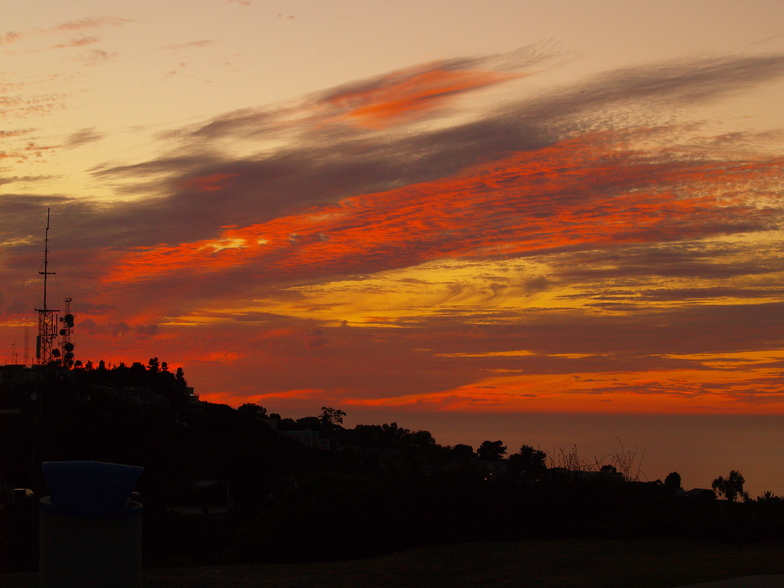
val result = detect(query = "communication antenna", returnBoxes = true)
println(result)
[34,208,60,365]
[59,298,75,367]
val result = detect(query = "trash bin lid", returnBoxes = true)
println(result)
[42,461,143,512]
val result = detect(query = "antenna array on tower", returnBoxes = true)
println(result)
[33,209,75,367]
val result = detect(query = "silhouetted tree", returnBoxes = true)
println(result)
[665,471,682,490]
[130,361,146,382]
[297,416,322,430]
[238,403,268,418]
[477,440,506,462]
[450,444,475,460]
[712,470,749,502]
[340,423,405,452]
[320,406,346,427]
[381,422,408,442]
[507,445,547,480]
[400,429,436,456]
[755,491,782,504]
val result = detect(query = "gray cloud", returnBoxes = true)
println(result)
[79,318,131,337]
[77,49,117,66]
[113,52,784,231]
[3,50,784,326]
[65,128,104,148]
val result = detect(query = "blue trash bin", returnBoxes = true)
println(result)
[39,461,144,588]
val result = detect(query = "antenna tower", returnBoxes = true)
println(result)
[59,298,75,367]
[34,209,60,365]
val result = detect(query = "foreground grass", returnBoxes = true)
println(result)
[8,536,782,588]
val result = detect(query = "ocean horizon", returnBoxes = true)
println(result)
[341,410,784,497]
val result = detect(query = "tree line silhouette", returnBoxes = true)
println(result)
[2,359,783,572]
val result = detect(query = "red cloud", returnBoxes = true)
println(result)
[180,173,237,192]
[101,129,784,289]
[325,63,522,128]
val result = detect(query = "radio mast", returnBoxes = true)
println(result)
[34,208,59,365]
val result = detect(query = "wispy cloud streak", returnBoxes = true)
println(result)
[3,48,784,413]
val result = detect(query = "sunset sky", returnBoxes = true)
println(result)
[3,1,784,487]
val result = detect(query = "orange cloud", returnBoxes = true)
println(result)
[50,18,131,32]
[101,129,784,292]
[344,368,784,415]
[326,63,522,128]
[0,31,25,46]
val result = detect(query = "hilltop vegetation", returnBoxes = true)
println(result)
[2,360,784,572]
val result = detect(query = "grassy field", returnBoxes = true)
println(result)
[6,536,784,587]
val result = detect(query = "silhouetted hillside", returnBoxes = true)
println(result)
[3,361,784,572]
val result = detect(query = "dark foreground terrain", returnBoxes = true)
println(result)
[4,369,784,586]
[4,536,784,587]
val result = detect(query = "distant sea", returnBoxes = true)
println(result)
[344,411,784,497]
